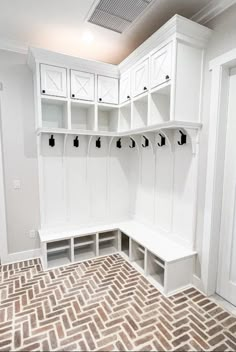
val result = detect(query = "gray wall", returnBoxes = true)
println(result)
[0,50,40,253]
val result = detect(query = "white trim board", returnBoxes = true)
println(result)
[191,0,236,25]
[3,248,41,265]
[201,48,236,295]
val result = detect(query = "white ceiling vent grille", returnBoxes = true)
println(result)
[88,0,153,33]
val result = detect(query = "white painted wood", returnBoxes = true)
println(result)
[40,64,67,97]
[97,75,119,104]
[132,58,149,98]
[120,71,131,103]
[150,43,172,89]
[70,70,94,101]
[216,70,236,306]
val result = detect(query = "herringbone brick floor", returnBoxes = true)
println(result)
[0,254,236,351]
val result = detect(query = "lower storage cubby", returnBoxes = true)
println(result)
[47,240,71,268]
[74,234,96,262]
[147,251,165,288]
[131,240,145,271]
[121,232,130,257]
[99,231,118,256]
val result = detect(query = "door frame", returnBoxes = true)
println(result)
[0,93,8,262]
[202,48,236,295]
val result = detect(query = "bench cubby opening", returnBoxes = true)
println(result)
[46,239,71,268]
[121,232,130,257]
[131,240,145,271]
[98,231,118,256]
[147,251,165,288]
[74,234,96,262]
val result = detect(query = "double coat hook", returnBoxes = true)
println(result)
[177,130,187,146]
[157,134,166,147]
[116,138,122,149]
[96,137,101,148]
[73,136,79,148]
[142,136,149,148]
[49,135,55,147]
[129,138,136,149]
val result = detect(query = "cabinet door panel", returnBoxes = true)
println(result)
[120,72,131,103]
[132,59,149,97]
[151,43,172,89]
[40,64,67,97]
[71,70,94,101]
[97,76,118,104]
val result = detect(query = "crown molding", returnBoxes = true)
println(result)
[0,37,28,55]
[191,0,236,25]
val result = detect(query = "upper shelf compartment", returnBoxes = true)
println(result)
[41,97,68,129]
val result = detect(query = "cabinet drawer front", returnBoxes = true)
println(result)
[71,70,94,101]
[120,72,131,103]
[151,43,172,89]
[40,64,67,97]
[132,59,149,97]
[97,75,119,104]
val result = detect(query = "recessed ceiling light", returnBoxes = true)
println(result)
[82,31,94,44]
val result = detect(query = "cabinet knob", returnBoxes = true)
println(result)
[165,75,170,80]
[72,94,75,98]
[42,90,46,94]
[127,95,130,99]
[99,98,102,102]
[143,86,147,91]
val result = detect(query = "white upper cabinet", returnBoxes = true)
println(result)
[97,75,119,104]
[150,43,172,89]
[132,58,149,97]
[120,71,131,104]
[70,70,94,101]
[40,64,67,97]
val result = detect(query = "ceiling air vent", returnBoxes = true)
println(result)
[88,0,153,33]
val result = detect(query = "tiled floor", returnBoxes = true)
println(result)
[0,254,236,351]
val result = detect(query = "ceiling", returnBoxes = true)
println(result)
[0,0,211,64]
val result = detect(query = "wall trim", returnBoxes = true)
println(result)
[0,38,28,55]
[3,248,41,265]
[191,0,236,25]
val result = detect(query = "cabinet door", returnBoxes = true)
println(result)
[132,59,149,97]
[40,64,67,97]
[120,72,131,103]
[98,76,119,104]
[151,43,172,89]
[70,70,94,101]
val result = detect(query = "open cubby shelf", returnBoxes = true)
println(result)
[99,231,118,256]
[149,84,171,125]
[132,95,148,129]
[119,103,131,132]
[74,234,96,261]
[97,105,119,132]
[42,98,68,129]
[71,101,95,131]
[121,232,130,257]
[131,240,145,271]
[147,252,165,288]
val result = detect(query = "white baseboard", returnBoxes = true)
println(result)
[2,248,41,265]
[192,274,206,295]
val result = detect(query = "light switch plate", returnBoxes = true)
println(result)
[13,179,21,189]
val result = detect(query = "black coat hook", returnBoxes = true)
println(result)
[129,138,136,149]
[177,130,187,146]
[158,134,166,147]
[49,135,55,147]
[96,137,101,148]
[116,138,122,149]
[142,136,149,148]
[73,136,79,148]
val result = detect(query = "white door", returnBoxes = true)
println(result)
[40,64,67,97]
[97,75,118,104]
[217,69,236,306]
[120,71,131,103]
[150,43,172,89]
[132,58,149,97]
[70,70,94,101]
